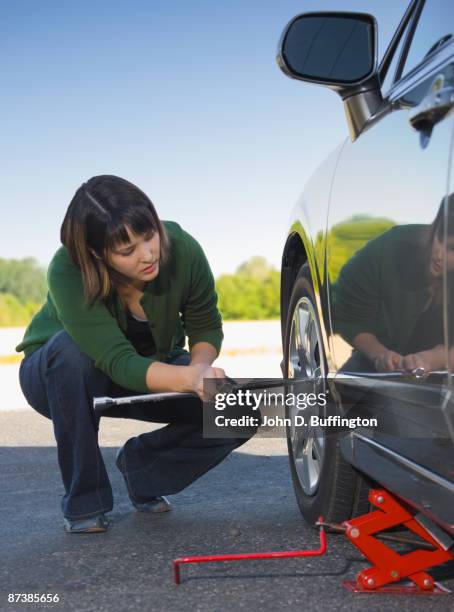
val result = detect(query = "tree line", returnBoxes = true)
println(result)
[0,258,48,326]
[0,255,280,326]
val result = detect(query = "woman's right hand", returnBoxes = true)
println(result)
[188,363,226,401]
[352,333,403,373]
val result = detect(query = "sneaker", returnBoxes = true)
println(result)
[115,446,171,513]
[64,514,109,533]
[132,497,171,513]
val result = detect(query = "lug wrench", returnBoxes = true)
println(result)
[93,376,301,411]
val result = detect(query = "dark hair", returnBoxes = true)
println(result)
[60,175,170,305]
[424,192,454,305]
[429,192,454,245]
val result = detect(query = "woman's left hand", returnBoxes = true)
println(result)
[401,346,445,373]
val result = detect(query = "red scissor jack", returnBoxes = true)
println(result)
[173,489,454,593]
[326,488,454,594]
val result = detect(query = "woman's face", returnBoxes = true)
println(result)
[430,233,454,276]
[107,225,160,288]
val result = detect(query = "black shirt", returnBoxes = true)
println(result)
[124,311,156,357]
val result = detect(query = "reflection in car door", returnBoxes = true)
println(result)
[327,1,454,524]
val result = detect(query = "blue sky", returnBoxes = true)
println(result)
[1,0,409,276]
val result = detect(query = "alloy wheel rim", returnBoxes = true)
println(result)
[287,296,326,496]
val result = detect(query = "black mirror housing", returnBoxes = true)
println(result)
[277,12,378,89]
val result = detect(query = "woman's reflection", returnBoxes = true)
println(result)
[332,195,454,374]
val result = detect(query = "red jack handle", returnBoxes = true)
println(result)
[173,517,327,585]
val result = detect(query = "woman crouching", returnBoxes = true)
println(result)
[17,175,249,533]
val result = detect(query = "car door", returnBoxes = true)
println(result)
[327,0,454,525]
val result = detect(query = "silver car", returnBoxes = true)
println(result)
[277,0,454,535]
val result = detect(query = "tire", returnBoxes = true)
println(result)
[283,263,369,526]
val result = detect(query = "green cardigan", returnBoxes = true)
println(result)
[332,224,436,354]
[16,221,223,392]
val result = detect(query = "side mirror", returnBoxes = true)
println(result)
[277,12,377,88]
[277,11,382,141]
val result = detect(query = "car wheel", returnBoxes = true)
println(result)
[283,263,369,525]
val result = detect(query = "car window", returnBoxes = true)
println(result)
[402,0,454,77]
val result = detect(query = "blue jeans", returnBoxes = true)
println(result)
[19,330,250,520]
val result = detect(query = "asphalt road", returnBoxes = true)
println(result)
[1,410,454,612]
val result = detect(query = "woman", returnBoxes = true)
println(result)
[17,175,247,533]
[333,194,454,374]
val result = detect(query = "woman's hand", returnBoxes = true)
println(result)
[188,363,226,401]
[401,346,445,374]
[352,333,402,372]
[373,349,403,372]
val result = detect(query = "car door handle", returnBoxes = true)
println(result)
[409,74,454,133]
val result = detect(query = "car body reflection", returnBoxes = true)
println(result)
[277,2,454,534]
